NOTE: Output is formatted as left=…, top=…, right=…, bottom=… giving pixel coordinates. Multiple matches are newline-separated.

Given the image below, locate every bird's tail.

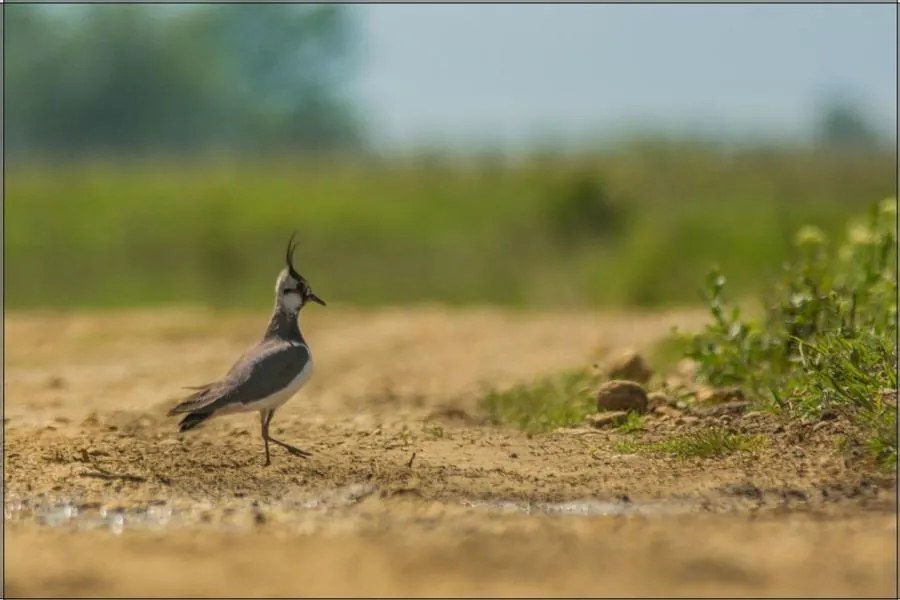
left=178, top=410, right=213, bottom=432
left=168, top=382, right=218, bottom=416
left=168, top=382, right=220, bottom=432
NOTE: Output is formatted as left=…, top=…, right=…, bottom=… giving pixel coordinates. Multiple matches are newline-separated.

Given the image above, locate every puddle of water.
left=460, top=498, right=694, bottom=517
left=295, top=482, right=376, bottom=509
left=6, top=484, right=694, bottom=534
left=6, top=497, right=177, bottom=534
left=4, top=482, right=378, bottom=534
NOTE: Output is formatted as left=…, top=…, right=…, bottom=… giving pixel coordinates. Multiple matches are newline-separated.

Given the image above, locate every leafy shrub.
left=680, top=198, right=897, bottom=468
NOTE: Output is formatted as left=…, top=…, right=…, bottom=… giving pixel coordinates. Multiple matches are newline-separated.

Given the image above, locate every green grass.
left=677, top=199, right=898, bottom=469
left=616, top=411, right=646, bottom=434
left=614, top=429, right=766, bottom=458
left=479, top=369, right=645, bottom=434
left=5, top=143, right=894, bottom=309
left=478, top=368, right=599, bottom=433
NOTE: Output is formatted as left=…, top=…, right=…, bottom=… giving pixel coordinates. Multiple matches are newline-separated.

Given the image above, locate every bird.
left=168, top=234, right=326, bottom=466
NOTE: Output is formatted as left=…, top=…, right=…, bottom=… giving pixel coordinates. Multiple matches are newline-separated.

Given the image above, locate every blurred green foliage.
left=5, top=143, right=894, bottom=310
left=5, top=4, right=362, bottom=156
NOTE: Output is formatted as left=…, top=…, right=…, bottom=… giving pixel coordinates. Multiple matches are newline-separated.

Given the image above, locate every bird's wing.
left=168, top=340, right=310, bottom=415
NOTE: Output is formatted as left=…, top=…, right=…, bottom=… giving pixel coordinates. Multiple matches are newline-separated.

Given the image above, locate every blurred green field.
left=5, top=142, right=895, bottom=310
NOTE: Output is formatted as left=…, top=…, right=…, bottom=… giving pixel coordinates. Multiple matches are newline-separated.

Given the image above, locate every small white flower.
left=847, top=222, right=876, bottom=246
left=794, top=225, right=826, bottom=247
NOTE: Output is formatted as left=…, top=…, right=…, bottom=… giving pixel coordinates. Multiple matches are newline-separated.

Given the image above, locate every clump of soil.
left=604, top=348, right=653, bottom=383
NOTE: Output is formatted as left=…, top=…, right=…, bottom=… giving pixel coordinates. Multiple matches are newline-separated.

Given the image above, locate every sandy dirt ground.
left=4, top=307, right=898, bottom=597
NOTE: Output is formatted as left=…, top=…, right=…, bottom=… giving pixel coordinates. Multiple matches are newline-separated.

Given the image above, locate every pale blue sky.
left=353, top=4, right=896, bottom=150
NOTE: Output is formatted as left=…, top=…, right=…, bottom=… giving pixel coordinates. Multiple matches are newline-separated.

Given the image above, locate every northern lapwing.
left=168, top=234, right=325, bottom=466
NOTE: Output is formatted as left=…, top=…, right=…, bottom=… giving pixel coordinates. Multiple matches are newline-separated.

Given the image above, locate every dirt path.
left=4, top=307, right=897, bottom=597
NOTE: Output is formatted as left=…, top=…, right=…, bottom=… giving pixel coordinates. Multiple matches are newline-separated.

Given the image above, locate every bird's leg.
left=263, top=410, right=312, bottom=458
left=260, top=410, right=273, bottom=466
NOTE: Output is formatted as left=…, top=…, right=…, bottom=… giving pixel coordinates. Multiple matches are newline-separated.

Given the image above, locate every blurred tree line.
left=6, top=4, right=365, bottom=157
left=815, top=95, right=886, bottom=150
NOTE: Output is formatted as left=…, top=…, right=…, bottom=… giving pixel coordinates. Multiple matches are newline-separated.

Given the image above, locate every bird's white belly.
left=243, top=356, right=313, bottom=413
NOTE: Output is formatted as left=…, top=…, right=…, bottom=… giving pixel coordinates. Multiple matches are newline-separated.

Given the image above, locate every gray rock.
left=587, top=411, right=630, bottom=428
left=691, top=400, right=751, bottom=418
left=647, top=391, right=673, bottom=411
left=597, top=380, right=649, bottom=414
left=696, top=386, right=745, bottom=404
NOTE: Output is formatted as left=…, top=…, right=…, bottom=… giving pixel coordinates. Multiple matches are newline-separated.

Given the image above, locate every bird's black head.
left=276, top=233, right=326, bottom=311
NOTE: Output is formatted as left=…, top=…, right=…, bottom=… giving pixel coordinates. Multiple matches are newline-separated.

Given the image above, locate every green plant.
left=679, top=198, right=897, bottom=467
left=478, top=368, right=599, bottom=433
left=616, top=411, right=645, bottom=434
left=614, top=429, right=765, bottom=459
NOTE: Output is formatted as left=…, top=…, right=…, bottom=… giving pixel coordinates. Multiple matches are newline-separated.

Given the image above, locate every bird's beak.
left=308, top=292, right=326, bottom=307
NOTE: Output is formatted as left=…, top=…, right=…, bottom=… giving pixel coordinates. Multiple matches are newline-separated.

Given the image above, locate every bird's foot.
left=269, top=437, right=312, bottom=459
left=282, top=445, right=312, bottom=458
